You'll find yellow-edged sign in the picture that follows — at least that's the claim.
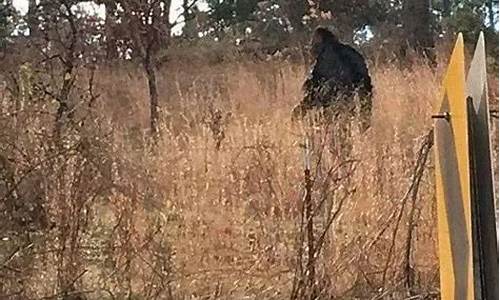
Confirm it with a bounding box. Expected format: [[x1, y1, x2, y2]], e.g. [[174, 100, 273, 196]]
[[434, 33, 475, 300]]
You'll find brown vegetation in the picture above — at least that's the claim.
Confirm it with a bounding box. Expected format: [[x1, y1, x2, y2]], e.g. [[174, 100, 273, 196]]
[[0, 57, 497, 299]]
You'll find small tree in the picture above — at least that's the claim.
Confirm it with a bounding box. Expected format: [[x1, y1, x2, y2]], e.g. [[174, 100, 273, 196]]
[[118, 0, 171, 138], [28, 0, 104, 132], [402, 0, 435, 62]]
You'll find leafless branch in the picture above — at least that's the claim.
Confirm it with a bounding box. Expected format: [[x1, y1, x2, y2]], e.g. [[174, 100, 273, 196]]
[[381, 129, 434, 288]]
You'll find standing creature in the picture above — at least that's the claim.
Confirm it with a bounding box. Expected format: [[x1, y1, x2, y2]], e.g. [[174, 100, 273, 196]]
[[293, 27, 373, 132]]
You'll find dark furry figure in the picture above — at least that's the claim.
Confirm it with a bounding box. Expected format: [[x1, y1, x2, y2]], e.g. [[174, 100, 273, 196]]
[[293, 27, 373, 131]]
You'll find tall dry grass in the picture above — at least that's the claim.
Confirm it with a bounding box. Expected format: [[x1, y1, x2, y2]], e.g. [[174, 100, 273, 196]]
[[1, 58, 497, 299]]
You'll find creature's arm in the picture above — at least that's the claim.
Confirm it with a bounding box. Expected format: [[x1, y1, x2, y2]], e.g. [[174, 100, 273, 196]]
[[301, 64, 322, 105], [292, 69, 319, 121], [342, 47, 372, 89], [303, 63, 322, 88], [341, 46, 373, 131]]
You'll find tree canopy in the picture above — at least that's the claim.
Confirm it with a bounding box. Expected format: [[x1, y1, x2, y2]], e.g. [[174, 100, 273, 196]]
[[1, 0, 498, 61]]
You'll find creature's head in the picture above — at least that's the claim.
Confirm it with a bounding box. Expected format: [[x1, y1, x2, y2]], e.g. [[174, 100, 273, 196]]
[[310, 26, 339, 57]]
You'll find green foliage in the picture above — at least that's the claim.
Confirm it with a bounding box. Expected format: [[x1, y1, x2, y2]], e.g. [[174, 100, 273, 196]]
[[444, 0, 498, 63], [205, 0, 259, 32], [200, 0, 497, 43], [317, 0, 398, 40], [0, 0, 17, 48], [447, 0, 489, 39], [203, 0, 294, 50]]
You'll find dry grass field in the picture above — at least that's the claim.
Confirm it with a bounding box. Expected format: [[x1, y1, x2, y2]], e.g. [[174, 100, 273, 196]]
[[0, 58, 498, 299]]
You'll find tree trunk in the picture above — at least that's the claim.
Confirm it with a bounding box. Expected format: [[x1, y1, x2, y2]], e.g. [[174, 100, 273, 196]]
[[27, 0, 39, 37], [144, 56, 159, 137], [443, 0, 451, 17], [105, 2, 118, 59], [182, 0, 196, 38], [402, 0, 435, 63]]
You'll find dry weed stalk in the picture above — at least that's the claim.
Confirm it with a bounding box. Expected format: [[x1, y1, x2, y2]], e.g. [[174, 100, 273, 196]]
[[291, 120, 359, 299]]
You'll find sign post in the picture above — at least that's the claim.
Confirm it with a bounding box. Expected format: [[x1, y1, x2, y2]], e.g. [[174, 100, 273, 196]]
[[434, 33, 475, 300], [434, 32, 498, 300]]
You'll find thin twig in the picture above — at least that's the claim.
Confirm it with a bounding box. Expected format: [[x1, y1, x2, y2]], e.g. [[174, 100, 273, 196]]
[[381, 129, 434, 288]]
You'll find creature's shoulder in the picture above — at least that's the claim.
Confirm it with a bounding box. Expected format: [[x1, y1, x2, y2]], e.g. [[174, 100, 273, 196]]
[[338, 43, 365, 62]]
